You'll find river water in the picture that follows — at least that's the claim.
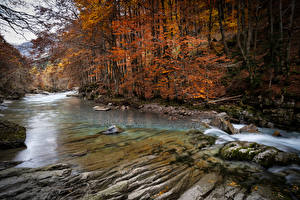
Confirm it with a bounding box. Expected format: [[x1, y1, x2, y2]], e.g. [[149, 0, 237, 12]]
[[0, 91, 299, 170]]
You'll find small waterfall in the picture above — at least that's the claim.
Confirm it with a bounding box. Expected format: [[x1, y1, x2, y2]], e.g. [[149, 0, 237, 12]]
[[204, 125, 300, 155]]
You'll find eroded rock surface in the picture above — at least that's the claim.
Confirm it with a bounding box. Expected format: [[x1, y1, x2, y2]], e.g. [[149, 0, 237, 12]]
[[0, 131, 299, 200]]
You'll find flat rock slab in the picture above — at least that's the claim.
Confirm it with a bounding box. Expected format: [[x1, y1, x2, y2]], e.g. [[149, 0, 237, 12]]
[[178, 173, 219, 200]]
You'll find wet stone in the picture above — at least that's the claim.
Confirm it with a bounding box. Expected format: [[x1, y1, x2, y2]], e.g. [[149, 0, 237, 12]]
[[220, 141, 300, 168]]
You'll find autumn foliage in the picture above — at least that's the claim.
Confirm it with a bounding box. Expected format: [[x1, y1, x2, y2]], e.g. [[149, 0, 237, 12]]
[[44, 0, 233, 101], [0, 35, 31, 96], [31, 0, 298, 101]]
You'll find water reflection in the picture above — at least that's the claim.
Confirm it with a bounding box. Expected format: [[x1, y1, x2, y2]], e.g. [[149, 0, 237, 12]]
[[13, 111, 59, 167]]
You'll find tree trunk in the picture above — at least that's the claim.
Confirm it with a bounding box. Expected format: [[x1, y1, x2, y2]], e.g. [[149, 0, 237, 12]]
[[247, 1, 253, 83], [237, 0, 246, 62], [279, 0, 283, 73], [217, 0, 229, 55], [268, 0, 274, 88], [286, 0, 295, 75], [208, 0, 213, 48]]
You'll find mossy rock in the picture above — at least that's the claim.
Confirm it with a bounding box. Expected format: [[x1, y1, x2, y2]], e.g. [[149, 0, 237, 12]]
[[0, 120, 26, 149], [220, 141, 300, 168], [220, 142, 261, 161]]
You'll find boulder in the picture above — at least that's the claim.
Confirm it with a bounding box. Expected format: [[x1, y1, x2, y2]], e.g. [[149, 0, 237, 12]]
[[101, 125, 124, 134], [93, 106, 111, 111], [210, 113, 237, 134], [0, 119, 26, 149], [220, 141, 300, 168], [240, 124, 259, 133]]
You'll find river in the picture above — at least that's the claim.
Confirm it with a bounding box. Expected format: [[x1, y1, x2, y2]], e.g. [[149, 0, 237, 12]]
[[0, 91, 299, 170], [1, 91, 300, 199]]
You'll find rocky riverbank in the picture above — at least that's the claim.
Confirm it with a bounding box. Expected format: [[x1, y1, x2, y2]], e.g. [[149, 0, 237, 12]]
[[0, 130, 299, 200], [244, 95, 300, 131], [78, 83, 299, 132]]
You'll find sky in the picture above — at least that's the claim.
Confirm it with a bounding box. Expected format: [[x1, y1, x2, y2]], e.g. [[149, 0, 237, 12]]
[[1, 0, 45, 45], [3, 29, 37, 45]]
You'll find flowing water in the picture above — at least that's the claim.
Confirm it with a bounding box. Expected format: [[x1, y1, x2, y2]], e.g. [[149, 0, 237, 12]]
[[0, 91, 299, 171]]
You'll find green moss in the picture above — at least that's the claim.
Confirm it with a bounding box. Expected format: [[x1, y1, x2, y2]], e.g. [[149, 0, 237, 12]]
[[0, 120, 26, 149], [220, 142, 262, 161], [249, 143, 258, 148]]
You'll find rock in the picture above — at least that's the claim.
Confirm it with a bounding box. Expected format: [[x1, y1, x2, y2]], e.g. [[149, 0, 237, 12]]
[[200, 120, 211, 128], [138, 105, 144, 109], [7, 95, 20, 100], [0, 119, 26, 149], [0, 136, 297, 200], [210, 114, 237, 134], [40, 92, 50, 95], [252, 148, 278, 167], [240, 124, 259, 133], [220, 141, 300, 168], [216, 112, 229, 119], [66, 94, 81, 97], [266, 122, 274, 128], [6, 90, 25, 100], [93, 105, 111, 111], [101, 125, 124, 134], [86, 180, 129, 200], [120, 105, 130, 110], [178, 173, 219, 200], [220, 142, 260, 161], [108, 102, 113, 106], [0, 161, 22, 170], [71, 150, 87, 157], [272, 131, 282, 137]]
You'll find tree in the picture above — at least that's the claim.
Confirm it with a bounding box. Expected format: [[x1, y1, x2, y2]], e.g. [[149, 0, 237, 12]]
[[0, 34, 31, 95], [0, 0, 43, 35]]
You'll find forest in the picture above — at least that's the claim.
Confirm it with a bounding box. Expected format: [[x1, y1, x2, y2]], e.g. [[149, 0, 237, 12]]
[[0, 0, 299, 102]]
